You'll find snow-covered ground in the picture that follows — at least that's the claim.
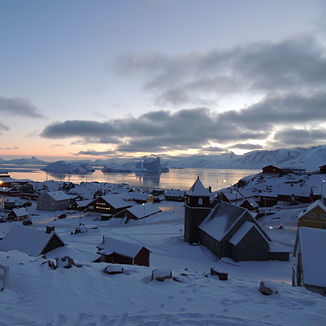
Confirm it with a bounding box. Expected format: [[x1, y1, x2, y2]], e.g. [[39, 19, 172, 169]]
[[0, 198, 325, 326]]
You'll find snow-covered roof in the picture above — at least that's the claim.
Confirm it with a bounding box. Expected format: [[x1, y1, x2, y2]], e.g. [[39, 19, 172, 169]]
[[186, 177, 211, 196], [165, 189, 185, 197], [126, 203, 161, 219], [46, 191, 73, 201], [229, 221, 269, 246], [297, 199, 326, 219], [101, 194, 130, 209], [278, 183, 312, 197], [98, 237, 149, 258], [0, 224, 65, 256], [11, 207, 29, 217], [199, 202, 248, 241], [298, 227, 326, 287]]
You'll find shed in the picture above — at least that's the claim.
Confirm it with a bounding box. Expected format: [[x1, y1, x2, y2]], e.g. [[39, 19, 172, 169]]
[[7, 207, 29, 221], [96, 237, 150, 266]]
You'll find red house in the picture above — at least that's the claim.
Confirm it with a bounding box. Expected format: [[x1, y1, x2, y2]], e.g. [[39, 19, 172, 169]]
[[262, 165, 282, 175], [96, 237, 150, 267]]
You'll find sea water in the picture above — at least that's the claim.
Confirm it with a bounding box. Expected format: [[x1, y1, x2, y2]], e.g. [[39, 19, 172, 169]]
[[7, 167, 260, 191]]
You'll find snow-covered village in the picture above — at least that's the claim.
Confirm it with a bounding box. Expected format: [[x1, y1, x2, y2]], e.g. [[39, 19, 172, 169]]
[[0, 161, 325, 325]]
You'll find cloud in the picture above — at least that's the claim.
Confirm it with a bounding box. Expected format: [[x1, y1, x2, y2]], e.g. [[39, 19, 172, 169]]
[[74, 149, 116, 156], [0, 97, 45, 118], [0, 122, 9, 133], [272, 127, 326, 147], [0, 146, 18, 150], [112, 35, 326, 106]]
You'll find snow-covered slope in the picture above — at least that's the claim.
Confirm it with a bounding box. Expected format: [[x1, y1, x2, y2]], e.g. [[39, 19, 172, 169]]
[[162, 145, 326, 171]]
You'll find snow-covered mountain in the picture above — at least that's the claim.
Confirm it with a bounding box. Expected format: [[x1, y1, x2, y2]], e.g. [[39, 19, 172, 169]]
[[162, 145, 326, 171], [0, 156, 48, 165]]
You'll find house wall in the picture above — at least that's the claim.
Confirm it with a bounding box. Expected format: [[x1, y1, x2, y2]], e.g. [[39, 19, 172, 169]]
[[88, 197, 128, 215], [134, 248, 150, 266], [41, 234, 65, 255], [298, 206, 326, 229], [37, 194, 71, 211], [231, 229, 269, 261]]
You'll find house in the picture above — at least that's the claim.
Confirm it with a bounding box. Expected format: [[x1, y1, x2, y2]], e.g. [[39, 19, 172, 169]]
[[0, 224, 65, 256], [258, 192, 278, 207], [262, 165, 282, 175], [87, 194, 132, 215], [278, 183, 313, 204], [240, 198, 259, 211], [184, 178, 289, 261], [7, 207, 29, 221], [165, 189, 186, 201], [37, 191, 74, 211], [293, 227, 326, 296], [297, 199, 326, 229], [96, 237, 150, 266], [115, 202, 161, 222]]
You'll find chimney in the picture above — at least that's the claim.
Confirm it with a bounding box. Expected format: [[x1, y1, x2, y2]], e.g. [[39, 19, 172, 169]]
[[46, 225, 55, 234]]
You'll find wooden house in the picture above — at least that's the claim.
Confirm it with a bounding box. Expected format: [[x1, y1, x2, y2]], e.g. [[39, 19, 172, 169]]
[[262, 165, 282, 175], [96, 237, 150, 266], [293, 227, 326, 296], [278, 183, 313, 204], [198, 202, 289, 261], [87, 194, 131, 215], [7, 207, 29, 221], [0, 224, 65, 256], [37, 191, 74, 211], [240, 198, 259, 211], [258, 192, 278, 207], [297, 200, 326, 229]]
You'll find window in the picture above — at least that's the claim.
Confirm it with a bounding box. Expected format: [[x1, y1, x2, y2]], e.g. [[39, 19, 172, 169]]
[[307, 213, 316, 218], [320, 214, 326, 219], [198, 198, 203, 205]]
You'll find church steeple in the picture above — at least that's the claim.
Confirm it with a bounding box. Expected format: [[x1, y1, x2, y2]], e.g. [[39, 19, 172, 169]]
[[184, 177, 212, 243]]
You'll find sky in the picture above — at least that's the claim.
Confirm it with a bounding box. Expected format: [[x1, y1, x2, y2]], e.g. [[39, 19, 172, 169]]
[[0, 0, 326, 161]]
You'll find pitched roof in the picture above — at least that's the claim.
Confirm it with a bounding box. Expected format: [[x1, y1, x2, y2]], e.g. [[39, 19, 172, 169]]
[[98, 237, 149, 258], [297, 199, 326, 219], [126, 203, 161, 219], [46, 191, 73, 201], [297, 227, 326, 287], [229, 221, 269, 245], [0, 224, 65, 256], [187, 177, 211, 196], [11, 207, 29, 217], [100, 194, 130, 209], [199, 202, 248, 241], [278, 183, 312, 197]]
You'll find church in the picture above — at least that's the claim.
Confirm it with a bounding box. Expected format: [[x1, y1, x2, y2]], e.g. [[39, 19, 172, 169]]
[[184, 177, 289, 261]]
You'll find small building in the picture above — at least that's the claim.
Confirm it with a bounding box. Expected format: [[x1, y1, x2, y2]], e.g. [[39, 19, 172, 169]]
[[96, 237, 150, 266], [37, 191, 74, 211], [262, 165, 282, 175], [293, 227, 326, 296], [0, 224, 65, 256], [87, 194, 131, 215], [7, 207, 29, 221], [297, 200, 326, 229], [240, 198, 259, 211]]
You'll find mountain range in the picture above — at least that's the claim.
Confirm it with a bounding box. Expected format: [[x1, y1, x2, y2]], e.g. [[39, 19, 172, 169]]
[[0, 145, 325, 172]]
